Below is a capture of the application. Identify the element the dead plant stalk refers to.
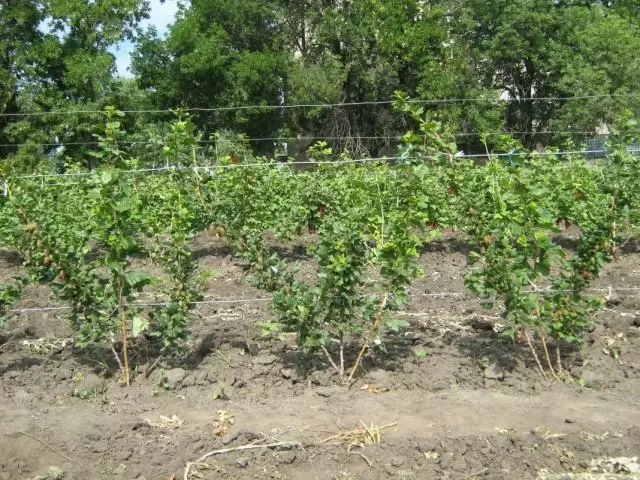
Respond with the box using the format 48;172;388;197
347;293;389;385
183;441;301;480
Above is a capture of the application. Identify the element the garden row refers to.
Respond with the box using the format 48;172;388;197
1;103;639;385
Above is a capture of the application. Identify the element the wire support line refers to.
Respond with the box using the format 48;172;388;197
7;149;609;181
419;286;640;297
8;286;640;315
1;93;639;117
455;149;606;158
8;297;274;314
0;131;603;149
11;158;391;180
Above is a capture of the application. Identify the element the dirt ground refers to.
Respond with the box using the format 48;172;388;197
1;232;640;480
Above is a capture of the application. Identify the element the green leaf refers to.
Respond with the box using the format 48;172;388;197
112;199;132;213
125;271;154;289
386;318;410;332
99;171;113;184
131;316;149;337
413;348;428;360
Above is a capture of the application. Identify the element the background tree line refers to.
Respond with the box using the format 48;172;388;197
1;0;639;171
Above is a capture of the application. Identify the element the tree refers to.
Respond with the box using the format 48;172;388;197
551;8;640;134
281;0;466;156
132;0;289;151
458;0;640;147
133;1;475;157
6;0;639;166
0;0;149;170
0;1;45;152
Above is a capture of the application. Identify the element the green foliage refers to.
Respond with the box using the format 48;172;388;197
460;151;617;376
2;0;640;166
396;93;622;378
1;89;639;387
457;0;640;145
0;0;150;169
1;110;205;380
141;115;207;351
132;0;287;145
0;279;24;328
214;158;426;378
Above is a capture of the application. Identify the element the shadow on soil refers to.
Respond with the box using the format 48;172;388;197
0;249;23;267
420;236;470;255
261;317;582;389
0;356;44;376
191;244;234;260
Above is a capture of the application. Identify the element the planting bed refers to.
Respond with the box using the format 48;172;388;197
1;233;639;480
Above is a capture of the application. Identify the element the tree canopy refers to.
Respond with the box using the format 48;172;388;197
1;0;639;169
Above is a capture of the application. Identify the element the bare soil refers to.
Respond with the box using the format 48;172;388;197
1;232;640;480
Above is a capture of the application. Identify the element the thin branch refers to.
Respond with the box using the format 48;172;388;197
524;329;548;380
537;327;558;380
144;355;163;378
184;441;301;480
347;293;389;385
556;343;563;374
15;431;72;462
118;283;130;386
320;345;342;376
110;343;125;375
354;451;374;468
375;171;385;246
461;468;489;479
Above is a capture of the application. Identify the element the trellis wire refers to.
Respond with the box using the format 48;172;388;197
7;149;608;182
0;93;638;118
0;131;601;149
8;286;640;315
